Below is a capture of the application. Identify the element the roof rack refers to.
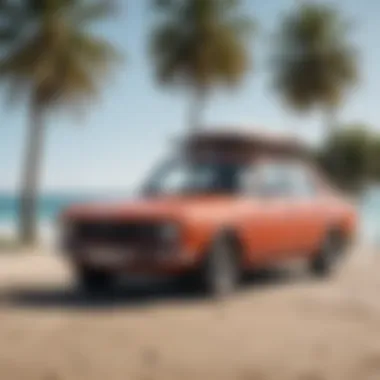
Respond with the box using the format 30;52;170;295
180;128;309;160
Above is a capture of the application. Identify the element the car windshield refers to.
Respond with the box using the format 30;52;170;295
142;160;248;196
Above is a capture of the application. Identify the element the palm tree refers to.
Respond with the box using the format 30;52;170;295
0;0;120;244
318;124;372;191
272;2;358;137
151;0;253;131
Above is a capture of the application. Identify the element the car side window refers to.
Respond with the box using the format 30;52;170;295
241;162;288;197
284;165;317;198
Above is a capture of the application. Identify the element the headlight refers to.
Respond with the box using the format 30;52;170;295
160;223;180;242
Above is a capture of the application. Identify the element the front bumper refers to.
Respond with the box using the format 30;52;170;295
67;245;198;275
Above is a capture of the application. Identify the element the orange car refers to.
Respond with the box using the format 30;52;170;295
61;131;357;296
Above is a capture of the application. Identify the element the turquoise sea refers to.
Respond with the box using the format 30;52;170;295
358;187;380;244
0;193;96;225
0;189;379;244
0;192;128;232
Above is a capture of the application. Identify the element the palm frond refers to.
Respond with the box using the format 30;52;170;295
71;0;116;24
72;31;122;66
226;16;256;39
272;3;358;111
0;0;120;111
0;35;44;79
150;0;253;90
0;2;29;44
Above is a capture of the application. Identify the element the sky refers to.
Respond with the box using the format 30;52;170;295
0;0;379;194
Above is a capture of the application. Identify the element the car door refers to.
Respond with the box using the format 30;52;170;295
280;163;326;258
240;160;297;266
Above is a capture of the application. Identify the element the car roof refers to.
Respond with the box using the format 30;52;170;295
180;128;310;161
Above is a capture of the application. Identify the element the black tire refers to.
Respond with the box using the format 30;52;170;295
77;268;114;294
199;235;241;297
175;271;199;293
309;231;341;277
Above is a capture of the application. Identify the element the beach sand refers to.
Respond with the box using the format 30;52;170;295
0;245;380;380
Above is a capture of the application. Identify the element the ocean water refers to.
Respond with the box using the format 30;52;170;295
0;189;380;244
0;193;128;235
0;194;94;225
358;188;380;245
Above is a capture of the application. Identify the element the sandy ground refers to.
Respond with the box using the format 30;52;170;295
1;246;380;380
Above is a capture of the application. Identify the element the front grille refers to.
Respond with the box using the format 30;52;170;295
72;221;162;245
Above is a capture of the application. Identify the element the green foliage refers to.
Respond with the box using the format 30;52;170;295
272;3;358;112
0;0;120;110
368;138;380;181
150;0;254;90
317;125;380;191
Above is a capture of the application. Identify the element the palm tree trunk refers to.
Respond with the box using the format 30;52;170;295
189;86;206;132
19;101;45;245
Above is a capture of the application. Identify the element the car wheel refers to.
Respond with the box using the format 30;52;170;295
77;268;114;294
174;271;199;295
309;231;340;277
200;235;240;297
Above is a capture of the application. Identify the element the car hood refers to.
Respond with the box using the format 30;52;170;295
63;195;248;223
